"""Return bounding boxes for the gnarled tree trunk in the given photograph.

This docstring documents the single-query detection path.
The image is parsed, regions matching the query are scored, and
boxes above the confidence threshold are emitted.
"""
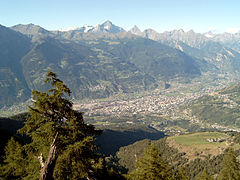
[39,133,58,180]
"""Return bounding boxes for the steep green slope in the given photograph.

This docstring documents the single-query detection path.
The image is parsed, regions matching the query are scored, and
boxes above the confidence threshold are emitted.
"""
[58,32,202,80]
[0,25,31,107]
[101,36,201,79]
[21,37,157,99]
[185,83,240,128]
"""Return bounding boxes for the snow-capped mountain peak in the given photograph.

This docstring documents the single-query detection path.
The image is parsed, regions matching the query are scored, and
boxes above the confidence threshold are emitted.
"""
[61,20,125,34]
[204,31,216,38]
[59,25,94,32]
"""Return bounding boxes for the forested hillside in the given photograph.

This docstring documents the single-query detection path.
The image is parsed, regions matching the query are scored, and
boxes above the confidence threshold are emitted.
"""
[117,132,240,179]
[184,83,240,129]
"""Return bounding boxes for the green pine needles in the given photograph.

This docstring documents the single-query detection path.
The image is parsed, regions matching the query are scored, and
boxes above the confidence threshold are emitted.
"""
[127,144,174,180]
[0,71,104,180]
[218,148,240,180]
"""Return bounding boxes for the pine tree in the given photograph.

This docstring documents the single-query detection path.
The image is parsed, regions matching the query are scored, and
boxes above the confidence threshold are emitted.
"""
[0,137,28,179]
[175,166,190,180]
[127,144,173,180]
[196,169,214,180]
[1,72,105,180]
[218,148,240,180]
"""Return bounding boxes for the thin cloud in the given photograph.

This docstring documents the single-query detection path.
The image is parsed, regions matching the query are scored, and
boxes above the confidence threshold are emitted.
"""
[226,28,240,34]
[207,27,220,33]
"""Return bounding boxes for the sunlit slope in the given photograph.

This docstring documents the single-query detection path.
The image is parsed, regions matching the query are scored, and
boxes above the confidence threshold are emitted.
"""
[185,83,240,128]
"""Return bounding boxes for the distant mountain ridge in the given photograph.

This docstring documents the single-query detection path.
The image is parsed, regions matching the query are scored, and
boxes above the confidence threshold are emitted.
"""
[0,22,205,107]
[11,23,50,36]
[1,20,240,108]
[129,26,240,73]
[11,21,240,53]
[12,20,125,35]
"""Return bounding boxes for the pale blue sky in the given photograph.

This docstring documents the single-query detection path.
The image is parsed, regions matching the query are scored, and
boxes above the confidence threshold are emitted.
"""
[1,0,240,33]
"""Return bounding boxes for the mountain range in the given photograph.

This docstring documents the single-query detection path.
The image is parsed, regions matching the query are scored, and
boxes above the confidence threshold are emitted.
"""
[129,26,240,72]
[1,20,240,107]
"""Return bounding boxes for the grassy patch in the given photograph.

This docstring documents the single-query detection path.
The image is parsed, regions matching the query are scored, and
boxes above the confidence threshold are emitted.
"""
[167,132,234,160]
[170,132,228,146]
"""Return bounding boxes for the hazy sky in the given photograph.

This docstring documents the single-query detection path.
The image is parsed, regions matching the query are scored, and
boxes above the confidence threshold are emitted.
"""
[1,0,240,33]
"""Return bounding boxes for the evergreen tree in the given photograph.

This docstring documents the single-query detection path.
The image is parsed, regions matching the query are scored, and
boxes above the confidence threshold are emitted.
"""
[175,166,189,180]
[218,148,240,180]
[196,169,214,180]
[0,137,28,179]
[0,72,107,180]
[127,144,173,180]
